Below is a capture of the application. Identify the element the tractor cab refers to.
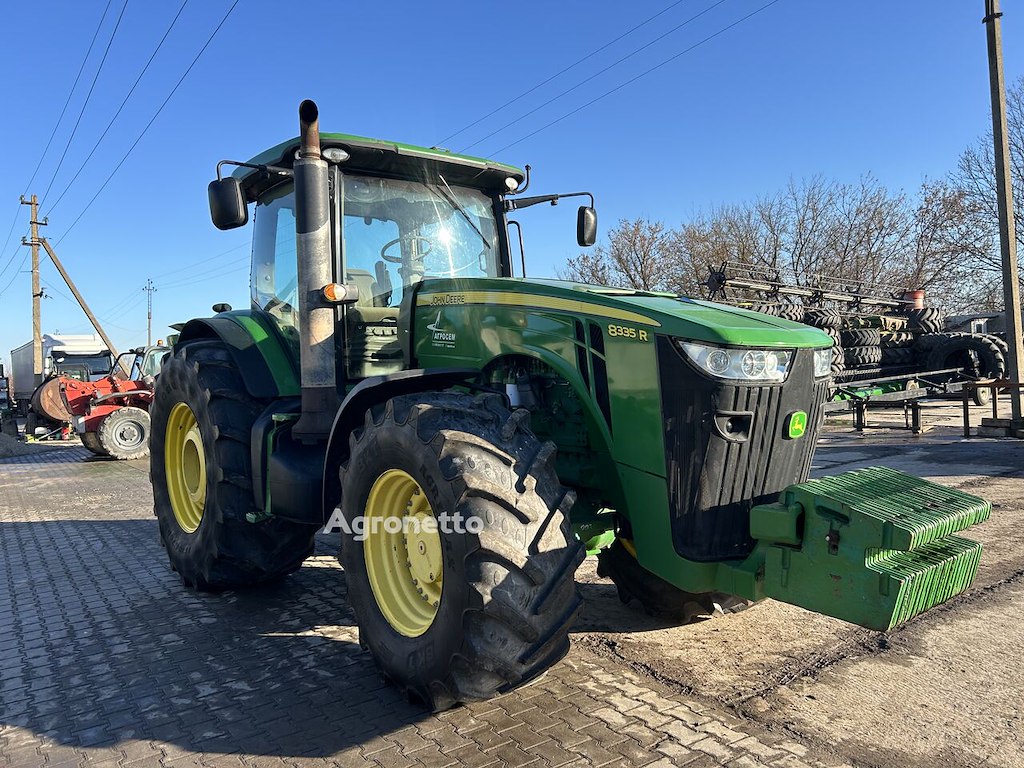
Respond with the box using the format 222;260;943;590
211;130;595;385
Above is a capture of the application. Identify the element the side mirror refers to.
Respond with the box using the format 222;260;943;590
208;177;248;230
577;206;597;247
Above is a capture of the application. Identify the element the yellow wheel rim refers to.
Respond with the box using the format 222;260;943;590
363;469;443;637
165;402;206;534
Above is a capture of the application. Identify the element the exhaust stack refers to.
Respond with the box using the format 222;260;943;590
291;99;338;441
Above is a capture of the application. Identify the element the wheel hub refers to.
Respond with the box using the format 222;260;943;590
165;403;206;534
363;469;443;637
114;420;144;449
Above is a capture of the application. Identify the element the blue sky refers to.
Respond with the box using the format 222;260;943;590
0;0;1019;370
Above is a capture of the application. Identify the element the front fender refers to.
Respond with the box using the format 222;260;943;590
320;368;480;516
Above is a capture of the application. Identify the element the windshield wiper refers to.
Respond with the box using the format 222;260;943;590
430;174;491;250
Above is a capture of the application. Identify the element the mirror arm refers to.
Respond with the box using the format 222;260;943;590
504;190;594;212
216;159;293;182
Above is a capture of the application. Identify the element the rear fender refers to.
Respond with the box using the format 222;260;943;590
176;311;299;400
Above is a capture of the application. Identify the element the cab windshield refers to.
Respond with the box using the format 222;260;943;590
342;174;500;307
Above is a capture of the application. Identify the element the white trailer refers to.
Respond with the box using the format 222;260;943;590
9;334;113;408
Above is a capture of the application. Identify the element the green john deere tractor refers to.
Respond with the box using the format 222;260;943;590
151;100;990;710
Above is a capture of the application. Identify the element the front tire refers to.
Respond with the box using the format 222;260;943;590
339;391;584;711
98;406;151;460
151;339;317;590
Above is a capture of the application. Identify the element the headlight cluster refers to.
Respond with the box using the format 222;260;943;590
678;341;793;383
812;347;833;378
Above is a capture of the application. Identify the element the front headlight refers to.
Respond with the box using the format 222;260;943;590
813;347;833;378
678;341;793;383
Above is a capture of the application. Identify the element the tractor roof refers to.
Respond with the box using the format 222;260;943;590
236;133;525;201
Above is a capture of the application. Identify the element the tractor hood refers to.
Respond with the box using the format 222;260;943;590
415;278;831;349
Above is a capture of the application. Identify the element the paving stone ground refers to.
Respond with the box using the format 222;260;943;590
0;445;853;767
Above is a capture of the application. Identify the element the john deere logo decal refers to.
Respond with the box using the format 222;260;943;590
786;410;808;439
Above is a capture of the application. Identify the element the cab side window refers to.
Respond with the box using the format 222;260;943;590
251;182;300;348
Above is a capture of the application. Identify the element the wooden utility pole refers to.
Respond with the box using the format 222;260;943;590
984;0;1024;425
19;195;45;387
38;237;126;375
143;278;156;346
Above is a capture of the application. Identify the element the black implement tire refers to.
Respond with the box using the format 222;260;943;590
880;347;916;366
880;315;909;331
80;431;109;457
338;391;584;711
841;328;881;346
778;304;804;322
881;331;915;348
926;334;1006;380
597;539;748;623
831;346;846;376
822;327;842;346
989;334;1009;356
914;332;958;352
844;345;882;367
151;339;317;590
749;303;781;317
98;406;150;460
804;308;842;329
904;307;944;333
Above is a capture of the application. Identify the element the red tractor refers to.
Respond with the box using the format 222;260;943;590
60;345;170;459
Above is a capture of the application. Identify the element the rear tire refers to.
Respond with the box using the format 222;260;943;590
80;431;109;456
597;539;748;622
151;339;317;590
338;391;584;711
98;407;151;460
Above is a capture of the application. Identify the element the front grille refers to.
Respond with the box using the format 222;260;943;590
657;336;829;561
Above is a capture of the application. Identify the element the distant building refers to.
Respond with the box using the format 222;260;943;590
945;311;1023;335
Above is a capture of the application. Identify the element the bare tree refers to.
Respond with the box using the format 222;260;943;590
951;74;1024;288
560;218;674;291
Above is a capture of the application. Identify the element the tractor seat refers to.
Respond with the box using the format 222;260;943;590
345;269;402;379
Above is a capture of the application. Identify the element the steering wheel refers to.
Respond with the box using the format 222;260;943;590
380;235;433;264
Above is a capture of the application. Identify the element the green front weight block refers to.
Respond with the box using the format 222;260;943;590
750;466;991;631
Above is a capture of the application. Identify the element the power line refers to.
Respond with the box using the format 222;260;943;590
437;0;690;147
0;225;28;286
0;0;115;274
95;283;148;317
489;0;783;156
461;0;728;154
39;0;130;207
150;239;249;280
103;292;147;323
56;0;242;244
0;250;30;300
45;0;191;218
158;257;249;290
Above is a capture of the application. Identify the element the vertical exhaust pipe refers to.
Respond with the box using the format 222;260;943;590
291;99;338;441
